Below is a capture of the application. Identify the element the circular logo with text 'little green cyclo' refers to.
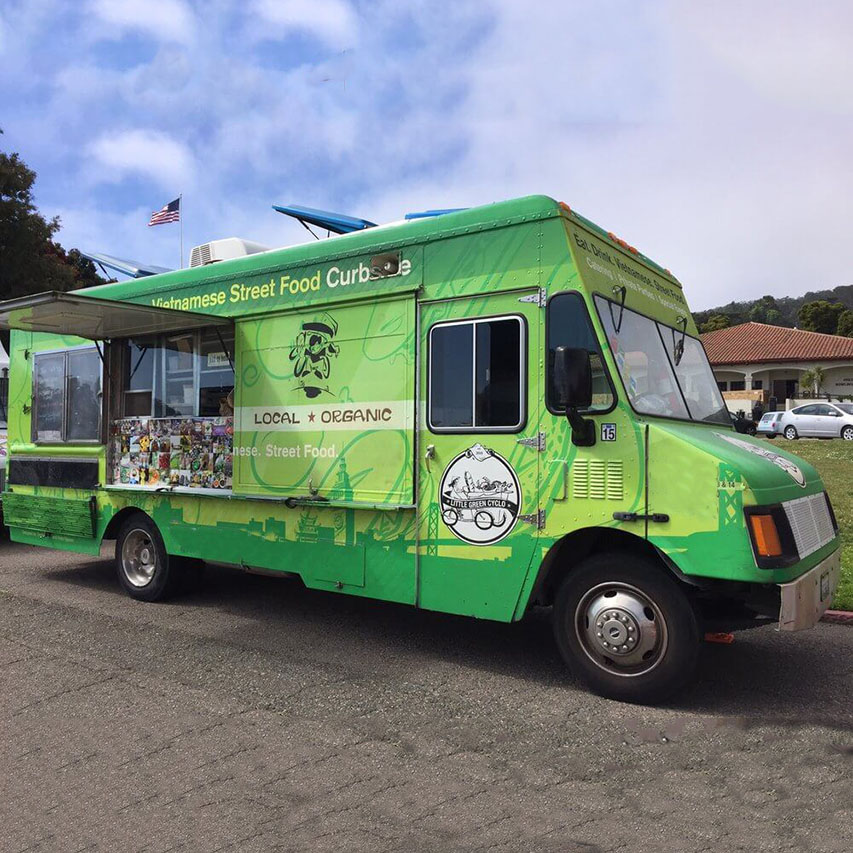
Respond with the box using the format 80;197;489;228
438;444;522;545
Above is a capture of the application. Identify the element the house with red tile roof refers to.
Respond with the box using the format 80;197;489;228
701;322;853;403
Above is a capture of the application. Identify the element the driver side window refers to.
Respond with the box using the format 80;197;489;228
546;293;614;413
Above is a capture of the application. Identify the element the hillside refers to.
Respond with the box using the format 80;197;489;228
694;284;853;330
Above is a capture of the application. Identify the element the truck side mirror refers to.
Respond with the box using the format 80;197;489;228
553;346;596;446
553;346;593;409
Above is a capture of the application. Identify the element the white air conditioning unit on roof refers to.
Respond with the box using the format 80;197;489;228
189;237;271;267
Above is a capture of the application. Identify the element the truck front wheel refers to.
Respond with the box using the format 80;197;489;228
553;554;701;704
116;514;179;602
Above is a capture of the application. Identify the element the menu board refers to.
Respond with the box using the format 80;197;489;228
110;417;233;490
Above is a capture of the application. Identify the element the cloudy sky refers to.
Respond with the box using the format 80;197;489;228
1;0;852;309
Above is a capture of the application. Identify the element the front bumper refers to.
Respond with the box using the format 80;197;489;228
778;548;841;631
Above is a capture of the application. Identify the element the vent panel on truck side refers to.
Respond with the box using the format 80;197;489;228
3;492;96;538
572;459;624;501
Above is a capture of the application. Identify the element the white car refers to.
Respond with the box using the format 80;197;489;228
758;402;853;440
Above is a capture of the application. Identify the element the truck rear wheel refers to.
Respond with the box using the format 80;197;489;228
116;514;179;602
553;554;700;704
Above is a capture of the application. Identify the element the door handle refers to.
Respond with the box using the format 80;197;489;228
425;444;435;473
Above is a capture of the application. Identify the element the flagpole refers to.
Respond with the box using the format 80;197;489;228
179;193;184;269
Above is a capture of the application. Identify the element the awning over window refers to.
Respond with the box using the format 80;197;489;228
0;291;232;340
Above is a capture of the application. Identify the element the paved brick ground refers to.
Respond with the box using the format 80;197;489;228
1;541;851;852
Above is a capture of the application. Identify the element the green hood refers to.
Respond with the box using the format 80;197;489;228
645;422;829;584
653;422;821;504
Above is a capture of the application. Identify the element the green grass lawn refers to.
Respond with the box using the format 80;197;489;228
759;438;853;611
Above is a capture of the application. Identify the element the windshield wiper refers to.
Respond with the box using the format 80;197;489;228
608;285;627;334
671;317;687;366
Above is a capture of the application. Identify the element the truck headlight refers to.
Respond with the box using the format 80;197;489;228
744;505;798;569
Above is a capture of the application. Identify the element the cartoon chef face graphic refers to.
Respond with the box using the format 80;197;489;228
289;313;340;398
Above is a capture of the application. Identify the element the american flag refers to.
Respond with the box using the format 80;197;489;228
148;197;181;226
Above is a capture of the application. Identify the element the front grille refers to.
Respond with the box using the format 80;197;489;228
783;492;835;559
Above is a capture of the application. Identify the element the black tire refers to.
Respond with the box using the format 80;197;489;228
115;513;180;601
841;425;853;441
553;554;701;704
783;425;798;440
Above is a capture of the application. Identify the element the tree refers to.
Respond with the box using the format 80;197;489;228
797;300;846;334
837;309;853;338
0;129;102;350
0;129;102;299
698;313;730;333
800;366;827;397
748;295;783;326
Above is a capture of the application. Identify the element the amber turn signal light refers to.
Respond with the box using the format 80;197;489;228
749;513;783;558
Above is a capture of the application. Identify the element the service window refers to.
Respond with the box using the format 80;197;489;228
429;316;525;432
160;333;196;416
111;329;234;491
121;329;234;418
123;337;156;416
199;330;235;416
33;346;102;443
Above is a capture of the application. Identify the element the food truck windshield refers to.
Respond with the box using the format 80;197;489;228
595;295;729;425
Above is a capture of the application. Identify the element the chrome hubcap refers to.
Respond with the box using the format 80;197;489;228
576;583;668;677
121;529;157;588
596;608;640;653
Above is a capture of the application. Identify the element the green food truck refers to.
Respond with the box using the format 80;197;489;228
0;195;841;703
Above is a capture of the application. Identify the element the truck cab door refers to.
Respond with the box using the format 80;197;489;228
417;290;542;620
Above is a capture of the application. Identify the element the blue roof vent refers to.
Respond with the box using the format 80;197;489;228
81;251;172;279
404;208;467;220
272;204;376;235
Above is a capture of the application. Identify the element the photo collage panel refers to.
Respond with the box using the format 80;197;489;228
110;417;233;490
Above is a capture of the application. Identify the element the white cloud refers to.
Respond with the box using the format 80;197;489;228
250;0;357;48
375;0;853;310
8;1;853;308
88;0;194;44
681;1;853;116
88;129;195;191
